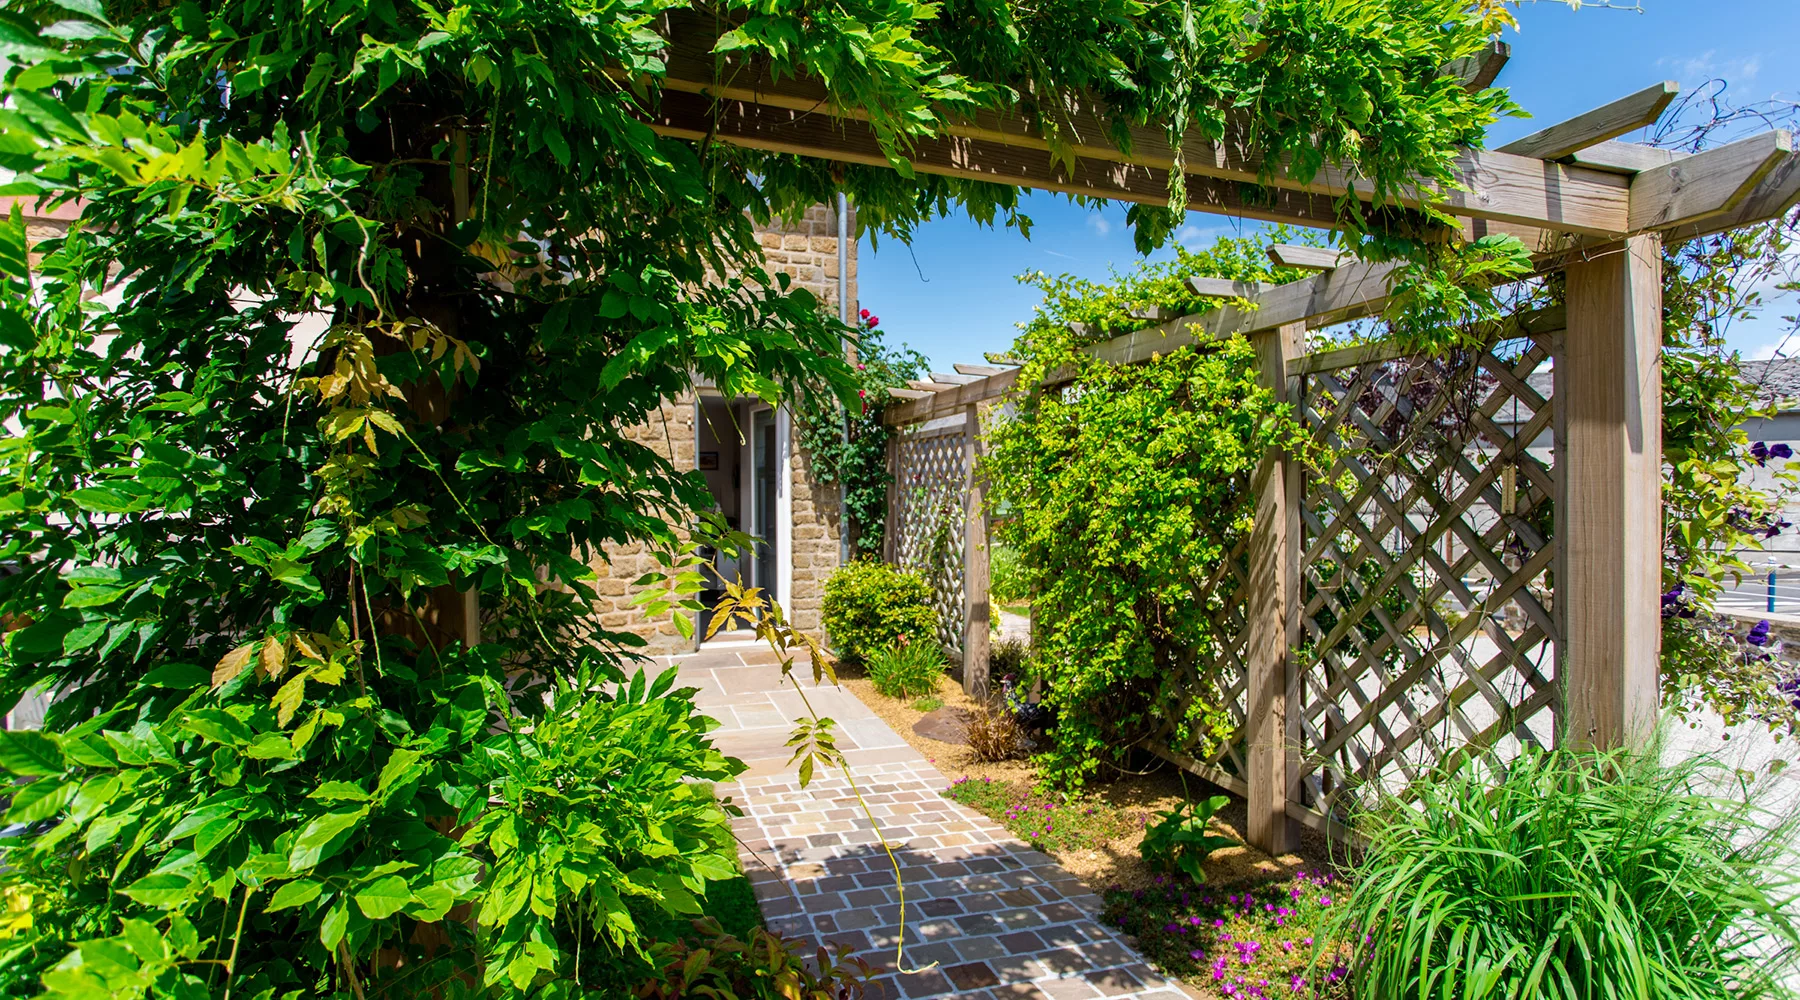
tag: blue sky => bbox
[857,1,1800,370]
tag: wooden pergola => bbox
[645,21,1799,851]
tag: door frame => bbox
[740,401,793,610]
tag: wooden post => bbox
[963,403,992,700]
[884,432,901,565]
[1559,235,1663,748]
[1245,322,1304,856]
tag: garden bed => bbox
[834,663,1338,892]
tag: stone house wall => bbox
[589,204,855,655]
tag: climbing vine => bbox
[795,312,929,556]
[0,0,1538,995]
[985,235,1313,786]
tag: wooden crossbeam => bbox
[1498,82,1679,161]
[1443,41,1511,91]
[928,371,982,385]
[654,17,1635,237]
[1566,140,1686,175]
[1268,245,1349,270]
[1628,130,1796,232]
[1188,276,1277,297]
[1127,305,1180,322]
[906,378,959,392]
[885,368,1022,425]
[887,387,933,400]
[1093,260,1404,366]
[885,136,1799,427]
[647,91,1356,228]
[952,363,1010,376]
[1664,141,1800,243]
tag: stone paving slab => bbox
[656,645,1196,1000]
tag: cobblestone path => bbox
[657,642,1196,1000]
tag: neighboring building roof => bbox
[1740,357,1800,410]
[1521,357,1800,411]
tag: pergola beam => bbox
[1266,245,1349,271]
[1498,82,1679,162]
[647,91,1356,228]
[1628,130,1795,232]
[1188,276,1278,297]
[653,19,1638,237]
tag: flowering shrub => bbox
[1662,600,1800,737]
[1101,872,1349,999]
[942,777,1136,853]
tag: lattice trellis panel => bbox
[892,423,970,657]
[1294,331,1563,827]
[1158,528,1254,794]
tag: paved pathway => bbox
[657,640,1194,1000]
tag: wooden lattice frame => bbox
[1155,529,1254,796]
[1292,329,1563,826]
[891,422,970,657]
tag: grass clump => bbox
[865,639,945,698]
[910,695,944,712]
[943,776,1137,852]
[964,704,1029,761]
[1332,742,1800,1000]
[1102,872,1349,999]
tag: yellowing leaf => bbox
[212,643,256,689]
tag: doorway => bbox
[695,397,789,636]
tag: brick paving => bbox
[658,641,1195,1000]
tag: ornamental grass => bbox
[1330,740,1800,1000]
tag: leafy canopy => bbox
[0,0,1524,994]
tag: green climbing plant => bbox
[985,234,1315,787]
[794,311,929,557]
[0,0,1542,995]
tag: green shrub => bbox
[992,636,1031,678]
[1331,742,1800,1000]
[1140,796,1238,882]
[822,561,938,663]
[991,541,1027,605]
[636,917,871,999]
[911,695,944,712]
[865,639,945,699]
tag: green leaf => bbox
[121,873,198,907]
[353,875,410,919]
[245,732,297,760]
[319,897,349,949]
[139,662,208,689]
[376,747,422,797]
[6,777,72,823]
[45,0,107,22]
[69,487,132,513]
[0,729,64,775]
[288,806,369,872]
[309,780,370,802]
[265,879,323,912]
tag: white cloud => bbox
[1658,49,1763,88]
[1086,213,1113,237]
[1746,338,1792,361]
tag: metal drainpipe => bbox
[837,191,853,566]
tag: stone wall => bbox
[589,205,854,655]
[589,397,702,655]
